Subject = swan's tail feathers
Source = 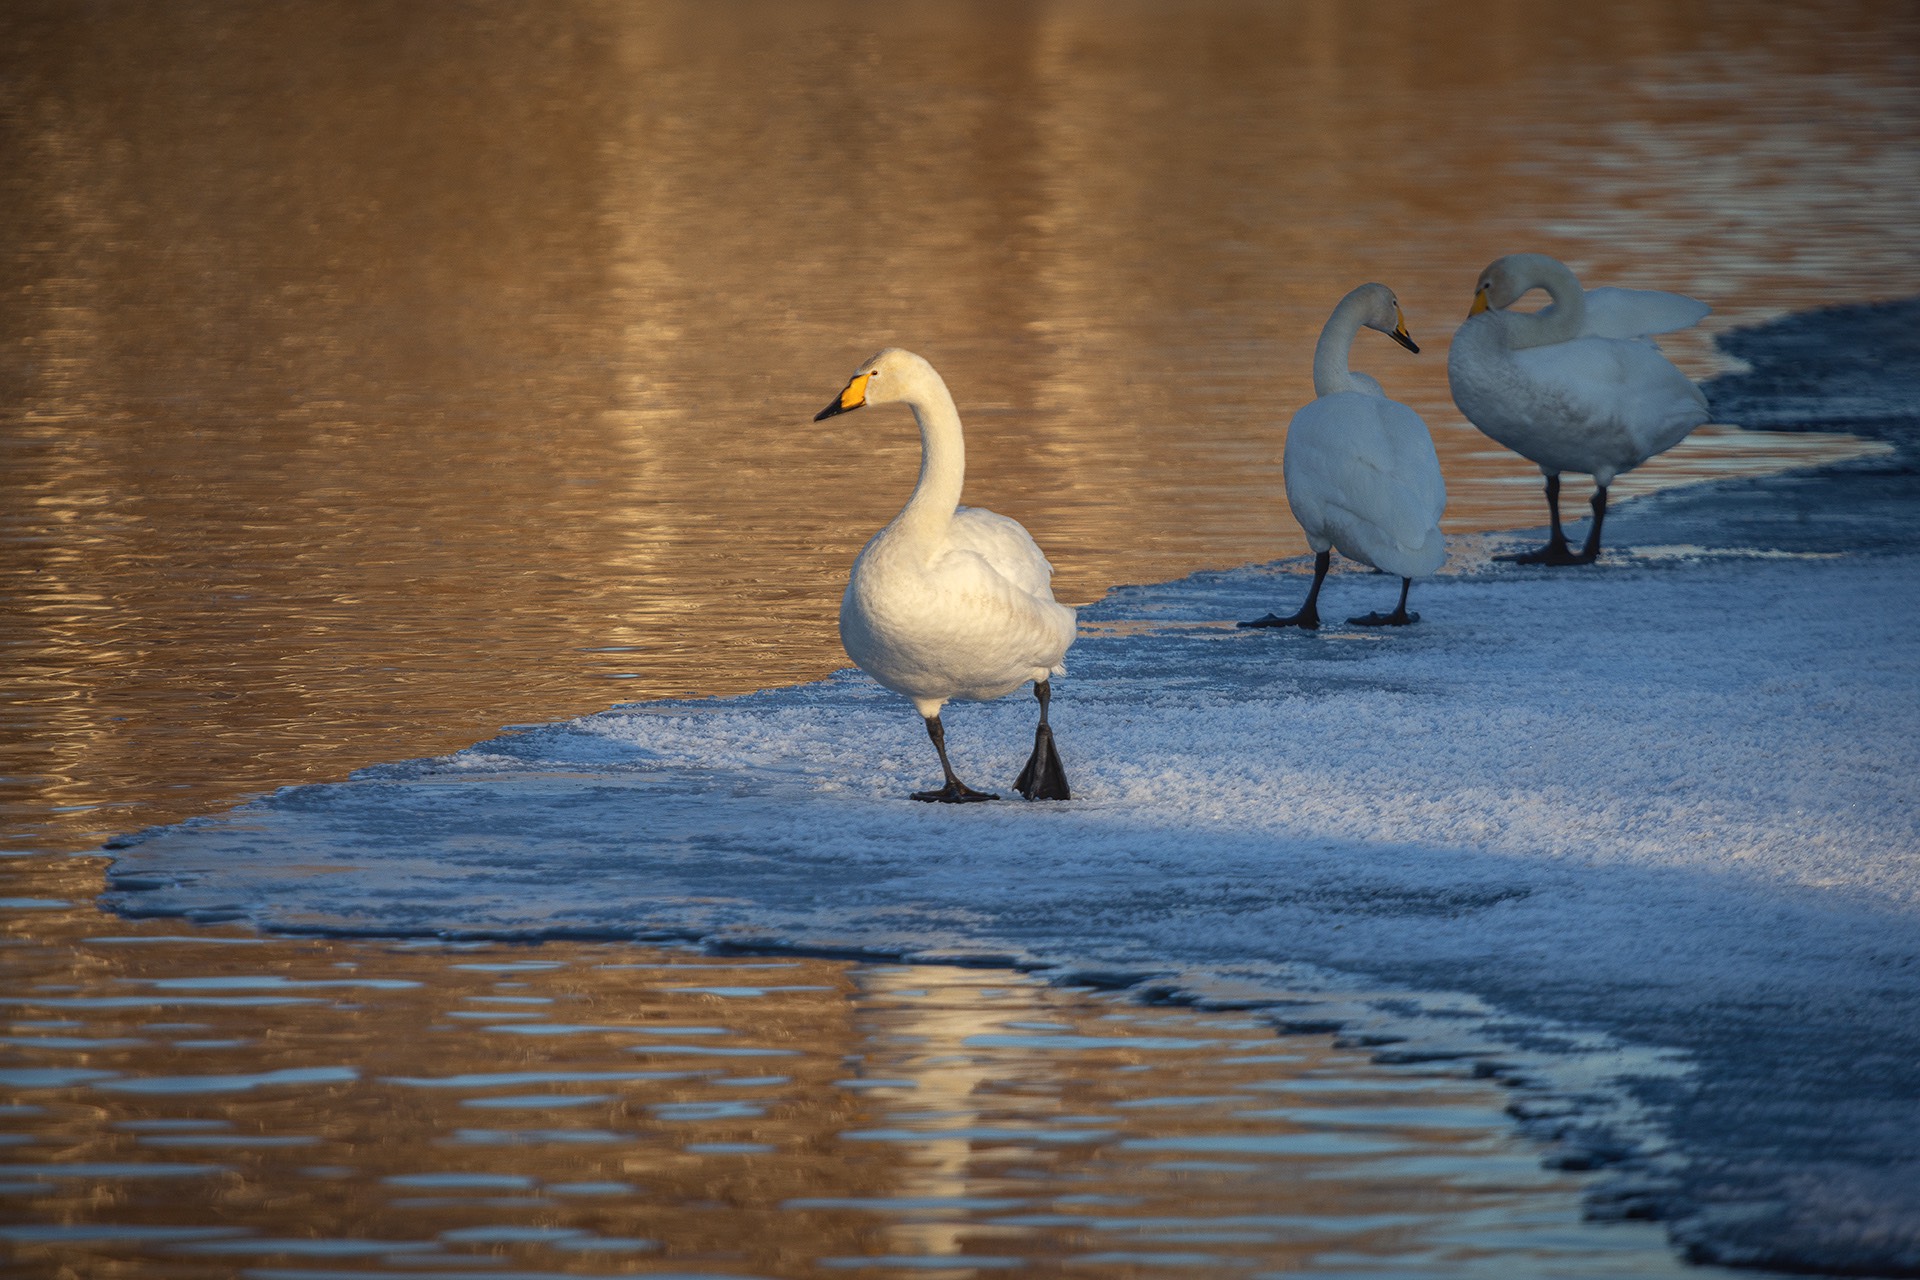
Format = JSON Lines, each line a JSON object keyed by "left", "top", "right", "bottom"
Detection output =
{"left": 1014, "top": 723, "right": 1070, "bottom": 801}
{"left": 1408, "top": 529, "right": 1448, "bottom": 579}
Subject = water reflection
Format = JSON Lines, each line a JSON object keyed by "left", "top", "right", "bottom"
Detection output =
{"left": 0, "top": 860, "right": 1695, "bottom": 1277}
{"left": 3, "top": 0, "right": 1917, "bottom": 851}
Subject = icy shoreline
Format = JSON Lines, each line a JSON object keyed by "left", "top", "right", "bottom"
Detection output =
{"left": 102, "top": 545, "right": 1920, "bottom": 1271}
{"left": 101, "top": 300, "right": 1920, "bottom": 1275}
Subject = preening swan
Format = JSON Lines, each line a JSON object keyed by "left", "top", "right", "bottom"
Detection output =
{"left": 1241, "top": 284, "right": 1446, "bottom": 630}
{"left": 1448, "top": 253, "right": 1711, "bottom": 565}
{"left": 815, "top": 348, "right": 1076, "bottom": 803}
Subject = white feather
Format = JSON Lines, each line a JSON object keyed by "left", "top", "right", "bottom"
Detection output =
{"left": 1286, "top": 393, "right": 1447, "bottom": 579}
{"left": 1577, "top": 286, "right": 1712, "bottom": 340}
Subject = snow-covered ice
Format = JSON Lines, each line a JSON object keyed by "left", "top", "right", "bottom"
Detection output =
{"left": 104, "top": 540, "right": 1920, "bottom": 1273}
{"left": 102, "top": 300, "right": 1920, "bottom": 1273}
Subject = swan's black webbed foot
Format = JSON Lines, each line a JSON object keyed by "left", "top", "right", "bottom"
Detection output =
{"left": 1014, "top": 724, "right": 1070, "bottom": 801}
{"left": 915, "top": 712, "right": 997, "bottom": 803}
{"left": 1349, "top": 577, "right": 1419, "bottom": 625}
{"left": 1239, "top": 608, "right": 1320, "bottom": 630}
{"left": 1012, "top": 679, "right": 1070, "bottom": 801}
{"left": 1577, "top": 487, "right": 1609, "bottom": 563}
{"left": 1498, "top": 476, "right": 1596, "bottom": 565}
{"left": 911, "top": 781, "right": 1000, "bottom": 804}
{"left": 1239, "top": 549, "right": 1329, "bottom": 631}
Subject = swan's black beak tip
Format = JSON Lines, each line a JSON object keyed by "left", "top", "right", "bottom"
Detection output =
{"left": 1392, "top": 331, "right": 1420, "bottom": 354}
{"left": 813, "top": 399, "right": 847, "bottom": 422}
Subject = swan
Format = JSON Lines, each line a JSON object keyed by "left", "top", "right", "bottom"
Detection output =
{"left": 1241, "top": 283, "right": 1446, "bottom": 630}
{"left": 1448, "top": 253, "right": 1711, "bottom": 565}
{"left": 814, "top": 348, "right": 1075, "bottom": 803}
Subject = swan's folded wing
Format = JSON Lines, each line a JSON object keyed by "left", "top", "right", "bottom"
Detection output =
{"left": 1581, "top": 287, "right": 1711, "bottom": 339}
{"left": 1517, "top": 337, "right": 1710, "bottom": 457}
{"left": 1288, "top": 396, "right": 1445, "bottom": 552}
{"left": 947, "top": 506, "right": 1057, "bottom": 600}
{"left": 936, "top": 511, "right": 1077, "bottom": 677}
{"left": 1358, "top": 400, "right": 1448, "bottom": 548}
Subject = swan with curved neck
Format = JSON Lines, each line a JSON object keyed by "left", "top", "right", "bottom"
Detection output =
{"left": 1311, "top": 282, "right": 1413, "bottom": 395}
{"left": 1243, "top": 283, "right": 1446, "bottom": 630}
{"left": 1449, "top": 253, "right": 1711, "bottom": 565}
{"left": 815, "top": 348, "right": 1075, "bottom": 803}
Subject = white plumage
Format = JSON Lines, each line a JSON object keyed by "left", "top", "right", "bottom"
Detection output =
{"left": 1448, "top": 253, "right": 1711, "bottom": 564}
{"left": 1245, "top": 283, "right": 1445, "bottom": 630}
{"left": 815, "top": 348, "right": 1075, "bottom": 802}
{"left": 1287, "top": 396, "right": 1447, "bottom": 581}
{"left": 1579, "top": 286, "right": 1712, "bottom": 343}
{"left": 840, "top": 504, "right": 1072, "bottom": 714}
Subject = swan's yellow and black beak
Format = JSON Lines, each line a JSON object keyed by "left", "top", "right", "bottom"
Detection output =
{"left": 814, "top": 371, "right": 871, "bottom": 421}
{"left": 1391, "top": 307, "right": 1419, "bottom": 354}
{"left": 1468, "top": 285, "right": 1491, "bottom": 318}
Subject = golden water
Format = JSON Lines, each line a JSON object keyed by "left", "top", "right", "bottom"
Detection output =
{"left": 3, "top": 2, "right": 1918, "bottom": 1273}
{"left": 2, "top": 856, "right": 1694, "bottom": 1277}
{"left": 5, "top": 0, "right": 1915, "bottom": 852}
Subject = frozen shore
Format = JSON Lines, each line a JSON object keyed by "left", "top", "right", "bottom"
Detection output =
{"left": 103, "top": 300, "right": 1920, "bottom": 1276}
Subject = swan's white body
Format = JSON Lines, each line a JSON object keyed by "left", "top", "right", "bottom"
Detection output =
{"left": 832, "top": 350, "right": 1075, "bottom": 720}
{"left": 1448, "top": 255, "right": 1710, "bottom": 487}
{"left": 1285, "top": 286, "right": 1447, "bottom": 580}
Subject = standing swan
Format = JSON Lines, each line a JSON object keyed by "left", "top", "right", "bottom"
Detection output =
{"left": 1448, "top": 253, "right": 1710, "bottom": 565}
{"left": 1241, "top": 284, "right": 1446, "bottom": 630}
{"left": 815, "top": 349, "right": 1075, "bottom": 803}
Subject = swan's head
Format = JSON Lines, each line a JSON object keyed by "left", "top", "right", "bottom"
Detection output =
{"left": 1469, "top": 253, "right": 1576, "bottom": 316}
{"left": 1349, "top": 282, "right": 1418, "bottom": 353}
{"left": 814, "top": 347, "right": 940, "bottom": 421}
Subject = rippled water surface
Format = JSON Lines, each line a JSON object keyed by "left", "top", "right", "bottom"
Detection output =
{"left": 3, "top": 1, "right": 1919, "bottom": 1273}
{"left": 2, "top": 859, "right": 1697, "bottom": 1278}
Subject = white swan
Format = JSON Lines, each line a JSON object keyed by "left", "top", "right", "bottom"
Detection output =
{"left": 1448, "top": 253, "right": 1711, "bottom": 564}
{"left": 814, "top": 348, "right": 1076, "bottom": 803}
{"left": 1242, "top": 283, "right": 1446, "bottom": 630}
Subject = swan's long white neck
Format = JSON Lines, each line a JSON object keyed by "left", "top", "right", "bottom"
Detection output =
{"left": 895, "top": 375, "right": 966, "bottom": 542}
{"left": 1502, "top": 256, "right": 1586, "bottom": 350}
{"left": 1311, "top": 289, "right": 1377, "bottom": 396}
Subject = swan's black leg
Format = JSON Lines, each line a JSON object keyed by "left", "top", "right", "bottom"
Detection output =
{"left": 1241, "top": 550, "right": 1330, "bottom": 629}
{"left": 1498, "top": 474, "right": 1587, "bottom": 565}
{"left": 1013, "top": 679, "right": 1070, "bottom": 801}
{"left": 1349, "top": 577, "right": 1420, "bottom": 627}
{"left": 1572, "top": 486, "right": 1608, "bottom": 563}
{"left": 912, "top": 713, "right": 998, "bottom": 803}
